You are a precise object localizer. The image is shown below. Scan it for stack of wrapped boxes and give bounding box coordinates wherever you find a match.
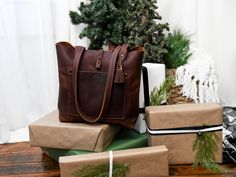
[29,63,223,177]
[29,110,169,177]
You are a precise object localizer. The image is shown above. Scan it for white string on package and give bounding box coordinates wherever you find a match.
[109,151,113,177]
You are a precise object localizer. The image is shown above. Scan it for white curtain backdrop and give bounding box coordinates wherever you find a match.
[0,0,57,143]
[0,0,235,143]
[0,0,87,143]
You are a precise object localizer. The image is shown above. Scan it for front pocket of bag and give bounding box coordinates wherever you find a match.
[68,71,107,117]
[68,71,125,119]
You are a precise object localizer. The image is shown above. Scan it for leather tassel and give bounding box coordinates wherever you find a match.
[114,66,125,83]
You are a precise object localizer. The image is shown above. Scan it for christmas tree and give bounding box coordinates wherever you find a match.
[126,0,169,63]
[70,0,169,63]
[69,0,129,49]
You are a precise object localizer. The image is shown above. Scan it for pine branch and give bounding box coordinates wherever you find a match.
[150,76,175,106]
[192,131,227,173]
[164,28,192,69]
[72,162,130,177]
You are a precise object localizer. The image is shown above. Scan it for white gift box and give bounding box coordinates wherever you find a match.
[134,63,166,133]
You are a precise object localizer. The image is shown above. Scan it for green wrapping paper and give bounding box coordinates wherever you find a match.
[42,129,148,161]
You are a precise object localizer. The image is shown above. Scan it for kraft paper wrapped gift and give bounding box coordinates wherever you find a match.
[29,110,120,152]
[146,103,223,164]
[42,128,148,161]
[59,146,169,177]
[134,63,165,134]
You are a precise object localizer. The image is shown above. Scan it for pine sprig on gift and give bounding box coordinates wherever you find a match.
[150,77,175,106]
[72,162,130,177]
[192,131,227,173]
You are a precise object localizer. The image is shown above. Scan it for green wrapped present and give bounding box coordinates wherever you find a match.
[42,128,148,161]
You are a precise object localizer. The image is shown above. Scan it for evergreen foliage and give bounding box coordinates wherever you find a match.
[126,0,169,63]
[164,29,192,68]
[192,131,227,173]
[72,162,130,177]
[69,0,129,49]
[150,77,175,105]
[70,0,169,63]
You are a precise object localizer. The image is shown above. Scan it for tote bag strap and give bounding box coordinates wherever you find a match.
[72,46,122,123]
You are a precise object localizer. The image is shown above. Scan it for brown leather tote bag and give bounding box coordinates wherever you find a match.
[56,42,143,128]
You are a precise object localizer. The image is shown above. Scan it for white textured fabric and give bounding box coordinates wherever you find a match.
[175,48,220,103]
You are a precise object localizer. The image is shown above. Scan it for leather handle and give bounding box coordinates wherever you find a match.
[72,46,122,123]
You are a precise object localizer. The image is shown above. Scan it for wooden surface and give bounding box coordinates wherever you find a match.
[0,142,235,177]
